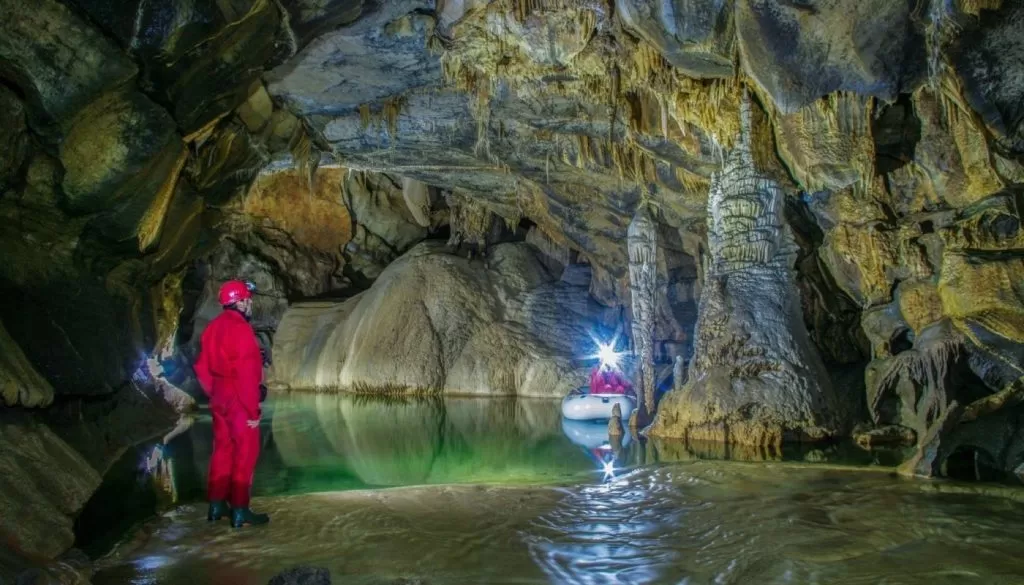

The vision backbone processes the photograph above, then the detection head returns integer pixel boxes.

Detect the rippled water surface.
[88,394,1024,585]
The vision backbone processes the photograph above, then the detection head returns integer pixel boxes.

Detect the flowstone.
[649,97,840,446]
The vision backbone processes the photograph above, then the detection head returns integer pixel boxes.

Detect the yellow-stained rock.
[237,82,275,133]
[0,320,54,408]
[240,168,353,253]
[897,280,944,335]
[939,254,1024,325]
[773,92,875,194]
[60,89,182,215]
[913,86,1004,209]
[820,223,899,308]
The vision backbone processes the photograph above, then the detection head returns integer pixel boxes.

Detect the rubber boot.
[207,500,230,522]
[231,507,269,528]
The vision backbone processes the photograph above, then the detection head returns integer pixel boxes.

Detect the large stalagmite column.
[648,96,840,446]
[628,203,657,415]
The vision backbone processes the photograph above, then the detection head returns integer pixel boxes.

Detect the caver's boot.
[207,500,230,522]
[231,507,269,528]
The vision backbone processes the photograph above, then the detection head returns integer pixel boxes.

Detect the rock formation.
[271,242,617,396]
[628,203,659,414]
[649,98,840,446]
[0,0,1023,572]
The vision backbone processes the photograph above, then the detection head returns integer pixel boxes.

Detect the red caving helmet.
[218,280,254,306]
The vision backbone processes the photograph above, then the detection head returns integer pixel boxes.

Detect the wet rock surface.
[0,0,1023,574]
[271,241,616,396]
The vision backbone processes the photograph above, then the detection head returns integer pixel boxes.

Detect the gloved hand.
[259,383,268,403]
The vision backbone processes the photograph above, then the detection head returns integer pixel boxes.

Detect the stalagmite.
[628,202,657,415]
[608,403,624,436]
[649,94,840,445]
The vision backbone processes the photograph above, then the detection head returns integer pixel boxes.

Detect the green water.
[85,393,1024,585]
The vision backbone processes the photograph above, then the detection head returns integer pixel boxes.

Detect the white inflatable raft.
[560,389,636,421]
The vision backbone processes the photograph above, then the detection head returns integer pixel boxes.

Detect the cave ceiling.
[0,0,1022,402]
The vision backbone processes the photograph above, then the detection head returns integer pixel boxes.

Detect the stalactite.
[628,202,658,415]
[871,333,966,426]
[445,190,495,250]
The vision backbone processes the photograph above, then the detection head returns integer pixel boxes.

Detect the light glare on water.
[87,394,1024,585]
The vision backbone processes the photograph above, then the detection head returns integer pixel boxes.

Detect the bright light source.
[602,459,616,480]
[597,341,621,370]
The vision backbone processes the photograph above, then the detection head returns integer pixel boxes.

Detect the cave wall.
[271,241,618,396]
[0,2,1023,574]
[257,0,1024,474]
[0,0,328,574]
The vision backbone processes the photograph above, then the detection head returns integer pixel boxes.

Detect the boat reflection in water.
[560,417,635,480]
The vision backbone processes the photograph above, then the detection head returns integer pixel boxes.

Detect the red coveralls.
[589,367,633,395]
[193,309,264,509]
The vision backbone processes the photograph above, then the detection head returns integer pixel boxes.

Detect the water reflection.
[121,393,907,504]
[267,394,610,489]
[94,462,1024,585]
[138,394,624,500]
[85,394,1024,585]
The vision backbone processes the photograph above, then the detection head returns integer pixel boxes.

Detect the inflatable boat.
[560,388,636,421]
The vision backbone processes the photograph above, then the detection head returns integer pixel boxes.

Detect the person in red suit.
[194,280,269,528]
[588,361,633,395]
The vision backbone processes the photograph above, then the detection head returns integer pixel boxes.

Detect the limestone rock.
[853,424,917,449]
[344,171,428,258]
[266,1,440,117]
[0,0,137,136]
[896,279,944,335]
[608,403,624,437]
[0,412,100,560]
[0,86,30,192]
[268,566,332,585]
[819,223,901,308]
[147,186,208,276]
[772,93,875,193]
[277,0,368,49]
[951,0,1024,154]
[0,320,53,408]
[230,167,354,293]
[401,177,432,227]
[187,119,266,204]
[105,0,292,134]
[59,89,182,211]
[525,226,571,275]
[898,401,965,478]
[436,0,491,35]
[736,0,924,113]
[271,242,601,396]
[486,7,597,68]
[0,274,154,396]
[912,87,1004,208]
[650,101,840,445]
[616,0,733,78]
